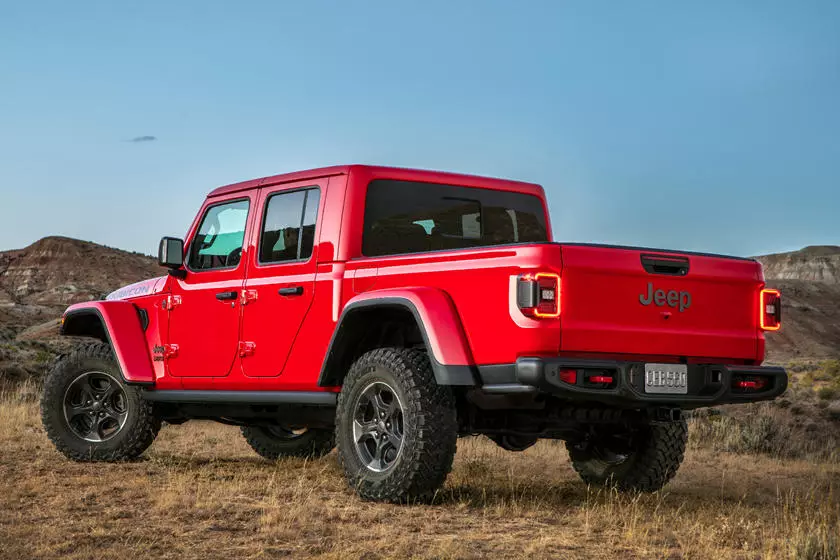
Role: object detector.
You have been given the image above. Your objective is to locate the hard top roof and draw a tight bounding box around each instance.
[207,164,543,198]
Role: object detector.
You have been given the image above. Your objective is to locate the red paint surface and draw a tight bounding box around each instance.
[63,300,157,384]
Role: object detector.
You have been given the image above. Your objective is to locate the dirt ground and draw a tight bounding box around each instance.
[1,398,838,560]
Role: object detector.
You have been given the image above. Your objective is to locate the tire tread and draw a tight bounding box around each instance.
[567,418,688,493]
[336,347,457,503]
[241,426,334,460]
[40,342,160,462]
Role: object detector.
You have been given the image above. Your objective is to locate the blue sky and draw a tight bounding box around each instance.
[1,1,838,257]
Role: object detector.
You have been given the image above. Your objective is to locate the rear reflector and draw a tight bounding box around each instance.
[589,375,614,384]
[559,368,577,384]
[760,289,782,331]
[517,272,561,318]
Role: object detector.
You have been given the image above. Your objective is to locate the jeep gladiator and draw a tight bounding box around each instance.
[41,165,787,502]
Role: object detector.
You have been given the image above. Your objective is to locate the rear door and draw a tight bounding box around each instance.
[559,245,762,360]
[239,180,324,378]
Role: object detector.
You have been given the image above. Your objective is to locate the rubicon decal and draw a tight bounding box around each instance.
[639,282,691,312]
[106,277,164,301]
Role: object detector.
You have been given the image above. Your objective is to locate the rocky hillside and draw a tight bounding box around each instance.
[0,237,159,386]
[755,246,840,362]
[0,236,159,312]
[756,245,840,285]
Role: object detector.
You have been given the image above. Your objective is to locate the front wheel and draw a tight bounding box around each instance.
[566,418,688,492]
[336,348,458,503]
[40,342,161,461]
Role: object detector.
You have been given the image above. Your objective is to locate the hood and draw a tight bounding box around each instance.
[105,276,167,301]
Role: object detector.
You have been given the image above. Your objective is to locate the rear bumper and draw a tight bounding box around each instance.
[505,358,787,409]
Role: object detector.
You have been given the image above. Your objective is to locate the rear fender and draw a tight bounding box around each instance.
[319,287,477,387]
[61,301,155,385]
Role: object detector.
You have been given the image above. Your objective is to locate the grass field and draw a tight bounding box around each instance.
[1,390,839,560]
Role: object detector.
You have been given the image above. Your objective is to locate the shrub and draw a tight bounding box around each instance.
[817,387,837,401]
[688,403,838,461]
[821,360,840,379]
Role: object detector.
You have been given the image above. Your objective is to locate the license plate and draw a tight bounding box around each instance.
[644,363,688,394]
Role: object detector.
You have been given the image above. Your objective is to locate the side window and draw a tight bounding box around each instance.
[187,199,250,271]
[260,188,320,264]
[362,180,548,257]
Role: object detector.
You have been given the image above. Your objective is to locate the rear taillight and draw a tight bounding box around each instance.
[517,273,560,318]
[760,289,782,331]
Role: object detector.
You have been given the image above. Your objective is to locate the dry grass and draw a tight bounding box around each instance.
[683,361,840,464]
[2,388,839,560]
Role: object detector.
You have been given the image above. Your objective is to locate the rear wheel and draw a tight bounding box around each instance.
[40,342,161,461]
[241,425,334,460]
[566,418,688,492]
[336,348,457,503]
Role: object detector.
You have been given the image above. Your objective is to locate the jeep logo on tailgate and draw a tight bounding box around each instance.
[639,282,691,312]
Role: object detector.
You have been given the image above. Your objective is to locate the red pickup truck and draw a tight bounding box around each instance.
[41,165,786,502]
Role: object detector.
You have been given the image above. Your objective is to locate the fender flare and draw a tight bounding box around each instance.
[318,287,477,387]
[61,301,155,385]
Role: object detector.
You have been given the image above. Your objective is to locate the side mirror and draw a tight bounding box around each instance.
[158,237,184,269]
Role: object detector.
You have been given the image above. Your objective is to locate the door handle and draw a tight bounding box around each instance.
[215,291,238,301]
[640,254,689,276]
[278,286,304,296]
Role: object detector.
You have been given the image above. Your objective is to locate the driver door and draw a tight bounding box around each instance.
[167,192,255,377]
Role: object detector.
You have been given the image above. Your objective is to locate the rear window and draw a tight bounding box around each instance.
[362,179,548,257]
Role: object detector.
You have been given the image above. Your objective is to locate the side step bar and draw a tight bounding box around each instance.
[141,390,337,406]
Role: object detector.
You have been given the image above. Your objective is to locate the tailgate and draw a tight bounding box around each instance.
[559,245,762,361]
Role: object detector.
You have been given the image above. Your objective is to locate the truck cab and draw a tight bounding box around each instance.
[44,165,787,503]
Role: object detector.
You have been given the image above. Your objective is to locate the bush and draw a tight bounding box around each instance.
[689,403,838,461]
[817,387,838,401]
[689,408,783,455]
[821,360,840,379]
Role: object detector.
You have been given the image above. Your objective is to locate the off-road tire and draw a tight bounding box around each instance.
[40,342,161,461]
[566,418,688,492]
[336,347,458,503]
[241,426,334,460]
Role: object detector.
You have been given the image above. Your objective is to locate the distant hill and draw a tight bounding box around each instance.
[755,246,840,362]
[0,237,160,385]
[755,245,840,285]
[0,236,159,322]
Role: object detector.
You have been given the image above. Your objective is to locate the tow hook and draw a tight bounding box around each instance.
[650,407,682,424]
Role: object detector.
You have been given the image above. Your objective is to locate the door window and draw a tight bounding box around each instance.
[259,188,321,264]
[187,199,250,271]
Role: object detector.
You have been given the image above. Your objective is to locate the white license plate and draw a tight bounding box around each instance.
[644,363,688,394]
